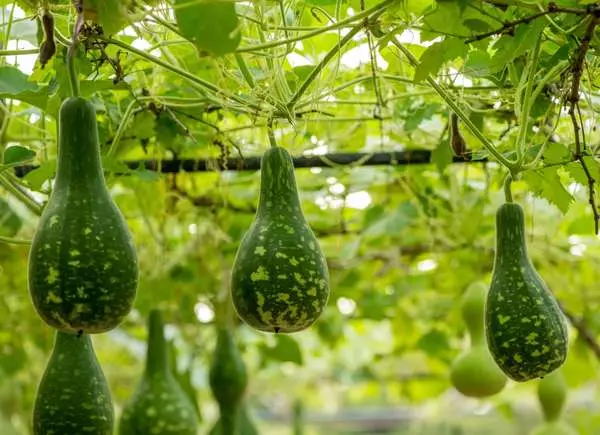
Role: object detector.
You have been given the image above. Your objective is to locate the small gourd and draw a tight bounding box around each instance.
[119,309,198,435]
[33,331,114,435]
[529,370,578,435]
[485,202,568,381]
[209,324,248,435]
[450,281,506,397]
[209,401,259,435]
[231,147,329,333]
[28,97,138,334]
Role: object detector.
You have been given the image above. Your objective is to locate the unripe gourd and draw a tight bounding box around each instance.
[529,370,578,435]
[485,203,568,381]
[450,281,506,398]
[231,147,329,333]
[28,97,138,334]
[119,309,198,435]
[33,331,114,434]
[209,323,249,435]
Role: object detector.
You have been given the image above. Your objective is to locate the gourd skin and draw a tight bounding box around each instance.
[209,326,248,435]
[450,282,506,398]
[119,310,198,435]
[530,422,578,435]
[33,332,114,435]
[208,403,259,435]
[486,203,568,382]
[231,147,329,333]
[28,97,138,334]
[538,370,567,422]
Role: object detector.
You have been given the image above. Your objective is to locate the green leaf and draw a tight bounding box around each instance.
[260,335,303,365]
[83,0,130,35]
[174,0,241,56]
[363,202,418,236]
[489,20,548,71]
[3,146,36,165]
[522,167,573,213]
[23,159,56,191]
[431,136,454,172]
[414,38,468,83]
[0,66,48,109]
[0,198,22,237]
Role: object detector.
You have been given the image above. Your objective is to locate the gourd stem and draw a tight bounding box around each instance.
[267,124,278,149]
[67,37,80,98]
[503,174,513,203]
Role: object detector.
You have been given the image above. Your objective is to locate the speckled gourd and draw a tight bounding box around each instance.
[209,325,248,435]
[485,202,568,382]
[231,147,329,333]
[28,97,138,334]
[529,370,578,435]
[119,309,198,435]
[450,281,506,397]
[33,331,114,435]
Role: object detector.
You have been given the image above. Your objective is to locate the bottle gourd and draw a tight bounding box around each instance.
[33,331,114,435]
[119,309,198,435]
[28,97,138,334]
[209,325,249,435]
[231,147,329,333]
[486,203,568,382]
[529,370,578,435]
[450,281,506,397]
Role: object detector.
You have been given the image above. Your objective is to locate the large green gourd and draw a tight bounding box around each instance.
[33,331,114,434]
[450,281,506,398]
[485,203,568,382]
[119,310,198,435]
[231,147,329,333]
[209,325,248,435]
[28,97,138,334]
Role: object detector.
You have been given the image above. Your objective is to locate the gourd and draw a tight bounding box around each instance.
[529,370,578,435]
[119,309,198,435]
[208,402,259,435]
[231,147,329,333]
[28,97,139,334]
[450,281,506,398]
[485,202,568,381]
[209,324,248,435]
[33,331,113,435]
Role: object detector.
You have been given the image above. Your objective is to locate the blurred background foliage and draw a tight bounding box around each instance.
[1,0,600,433]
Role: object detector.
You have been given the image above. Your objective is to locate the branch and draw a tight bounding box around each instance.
[568,17,599,233]
[13,150,485,178]
[560,303,600,361]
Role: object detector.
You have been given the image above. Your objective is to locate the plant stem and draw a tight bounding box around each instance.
[0,235,31,245]
[0,49,39,56]
[235,54,255,89]
[287,23,364,109]
[1,3,16,67]
[67,50,80,98]
[236,0,394,54]
[267,123,278,148]
[0,173,42,216]
[106,38,263,113]
[503,174,513,203]
[515,35,542,164]
[107,100,138,158]
[390,38,515,170]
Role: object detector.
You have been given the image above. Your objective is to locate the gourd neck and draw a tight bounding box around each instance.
[494,203,529,267]
[257,147,302,216]
[54,98,105,190]
[54,331,92,353]
[145,309,170,377]
[461,283,486,347]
